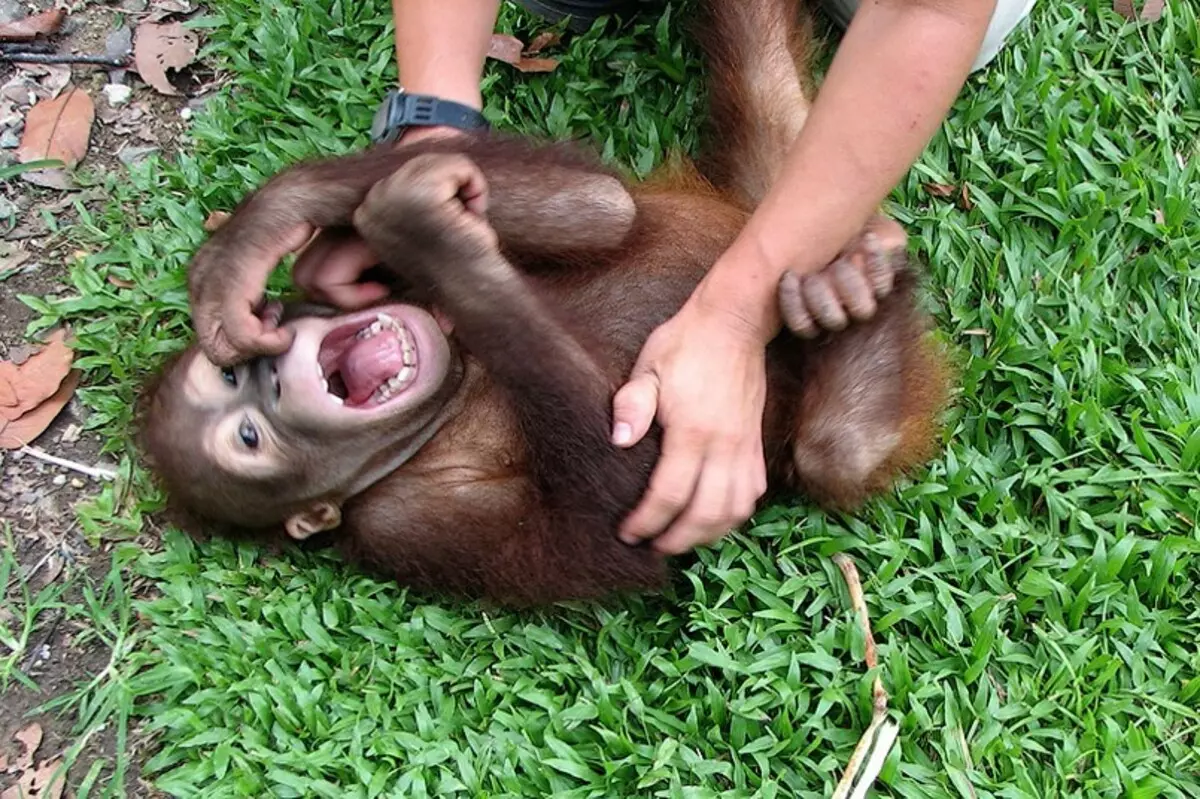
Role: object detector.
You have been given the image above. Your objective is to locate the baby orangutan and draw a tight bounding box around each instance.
[138,0,950,605]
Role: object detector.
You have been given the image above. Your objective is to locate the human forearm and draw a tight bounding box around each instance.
[697,0,996,342]
[391,0,500,109]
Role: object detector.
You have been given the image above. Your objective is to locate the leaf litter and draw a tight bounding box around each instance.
[15,85,94,188]
[487,30,561,73]
[133,20,199,96]
[1113,0,1164,21]
[0,329,79,450]
[0,8,65,42]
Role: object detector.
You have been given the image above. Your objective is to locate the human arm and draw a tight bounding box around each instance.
[614,0,997,553]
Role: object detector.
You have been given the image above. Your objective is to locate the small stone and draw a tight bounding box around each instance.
[52,474,66,486]
[0,0,22,24]
[118,144,158,166]
[70,478,84,489]
[106,25,133,60]
[60,424,81,444]
[103,83,132,106]
[0,130,19,149]
[179,107,193,121]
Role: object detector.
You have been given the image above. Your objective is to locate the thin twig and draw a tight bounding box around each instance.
[0,41,55,55]
[20,608,64,672]
[19,446,118,481]
[831,553,900,799]
[5,53,130,67]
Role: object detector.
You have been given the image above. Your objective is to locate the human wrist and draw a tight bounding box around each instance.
[691,268,782,347]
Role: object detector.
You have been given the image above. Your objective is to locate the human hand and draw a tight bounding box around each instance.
[612,297,769,555]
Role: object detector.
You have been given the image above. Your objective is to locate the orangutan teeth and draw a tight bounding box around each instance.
[400,327,416,365]
[357,313,407,341]
[371,365,418,404]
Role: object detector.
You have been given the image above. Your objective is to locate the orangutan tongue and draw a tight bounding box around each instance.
[338,329,406,405]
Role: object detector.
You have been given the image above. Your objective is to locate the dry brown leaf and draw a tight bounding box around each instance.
[959,184,974,211]
[146,0,194,23]
[7,723,43,774]
[13,63,72,101]
[2,757,66,799]
[525,31,562,54]
[0,8,66,42]
[133,21,199,96]
[0,242,31,276]
[15,86,94,169]
[487,33,524,65]
[107,275,136,289]
[922,182,956,199]
[515,57,559,73]
[203,210,230,231]
[0,330,73,421]
[0,369,80,449]
[1113,0,1164,21]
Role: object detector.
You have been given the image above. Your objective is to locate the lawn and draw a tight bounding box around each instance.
[9,0,1200,795]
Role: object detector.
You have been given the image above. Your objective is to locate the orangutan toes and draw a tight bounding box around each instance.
[778,215,909,339]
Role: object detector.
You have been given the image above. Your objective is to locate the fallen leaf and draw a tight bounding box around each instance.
[145,0,193,23]
[0,242,31,276]
[515,57,559,73]
[117,143,159,166]
[107,275,135,289]
[0,329,74,421]
[0,8,65,42]
[7,723,42,773]
[133,21,199,96]
[1113,0,1164,21]
[922,182,956,199]
[20,168,75,191]
[959,184,974,211]
[487,33,524,65]
[525,31,562,54]
[0,368,80,449]
[14,63,72,100]
[2,757,65,799]
[203,210,230,231]
[15,86,94,169]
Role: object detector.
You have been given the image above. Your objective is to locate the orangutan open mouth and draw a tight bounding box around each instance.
[317,312,419,407]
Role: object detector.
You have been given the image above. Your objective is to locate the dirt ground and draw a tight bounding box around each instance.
[0,0,213,794]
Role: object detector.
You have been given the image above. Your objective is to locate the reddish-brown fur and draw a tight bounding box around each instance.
[139,0,951,606]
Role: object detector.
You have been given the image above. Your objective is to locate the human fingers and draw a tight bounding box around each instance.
[293,231,389,310]
[617,424,706,545]
[611,371,660,447]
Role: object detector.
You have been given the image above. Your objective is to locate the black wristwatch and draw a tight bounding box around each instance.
[369,88,490,144]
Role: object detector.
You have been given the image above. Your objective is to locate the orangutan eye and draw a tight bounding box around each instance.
[238,418,260,450]
[221,367,237,387]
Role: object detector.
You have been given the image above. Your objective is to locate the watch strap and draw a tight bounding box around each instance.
[371,90,489,144]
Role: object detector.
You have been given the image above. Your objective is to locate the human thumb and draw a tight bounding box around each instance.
[611,373,659,448]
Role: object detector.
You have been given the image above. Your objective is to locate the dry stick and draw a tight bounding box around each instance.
[830,553,901,799]
[4,53,130,67]
[19,445,118,481]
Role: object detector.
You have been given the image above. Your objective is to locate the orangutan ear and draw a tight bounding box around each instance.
[284,500,342,540]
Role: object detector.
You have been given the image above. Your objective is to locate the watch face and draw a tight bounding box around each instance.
[370,91,404,143]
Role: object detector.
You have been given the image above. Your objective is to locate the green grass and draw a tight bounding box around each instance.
[8,0,1200,795]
